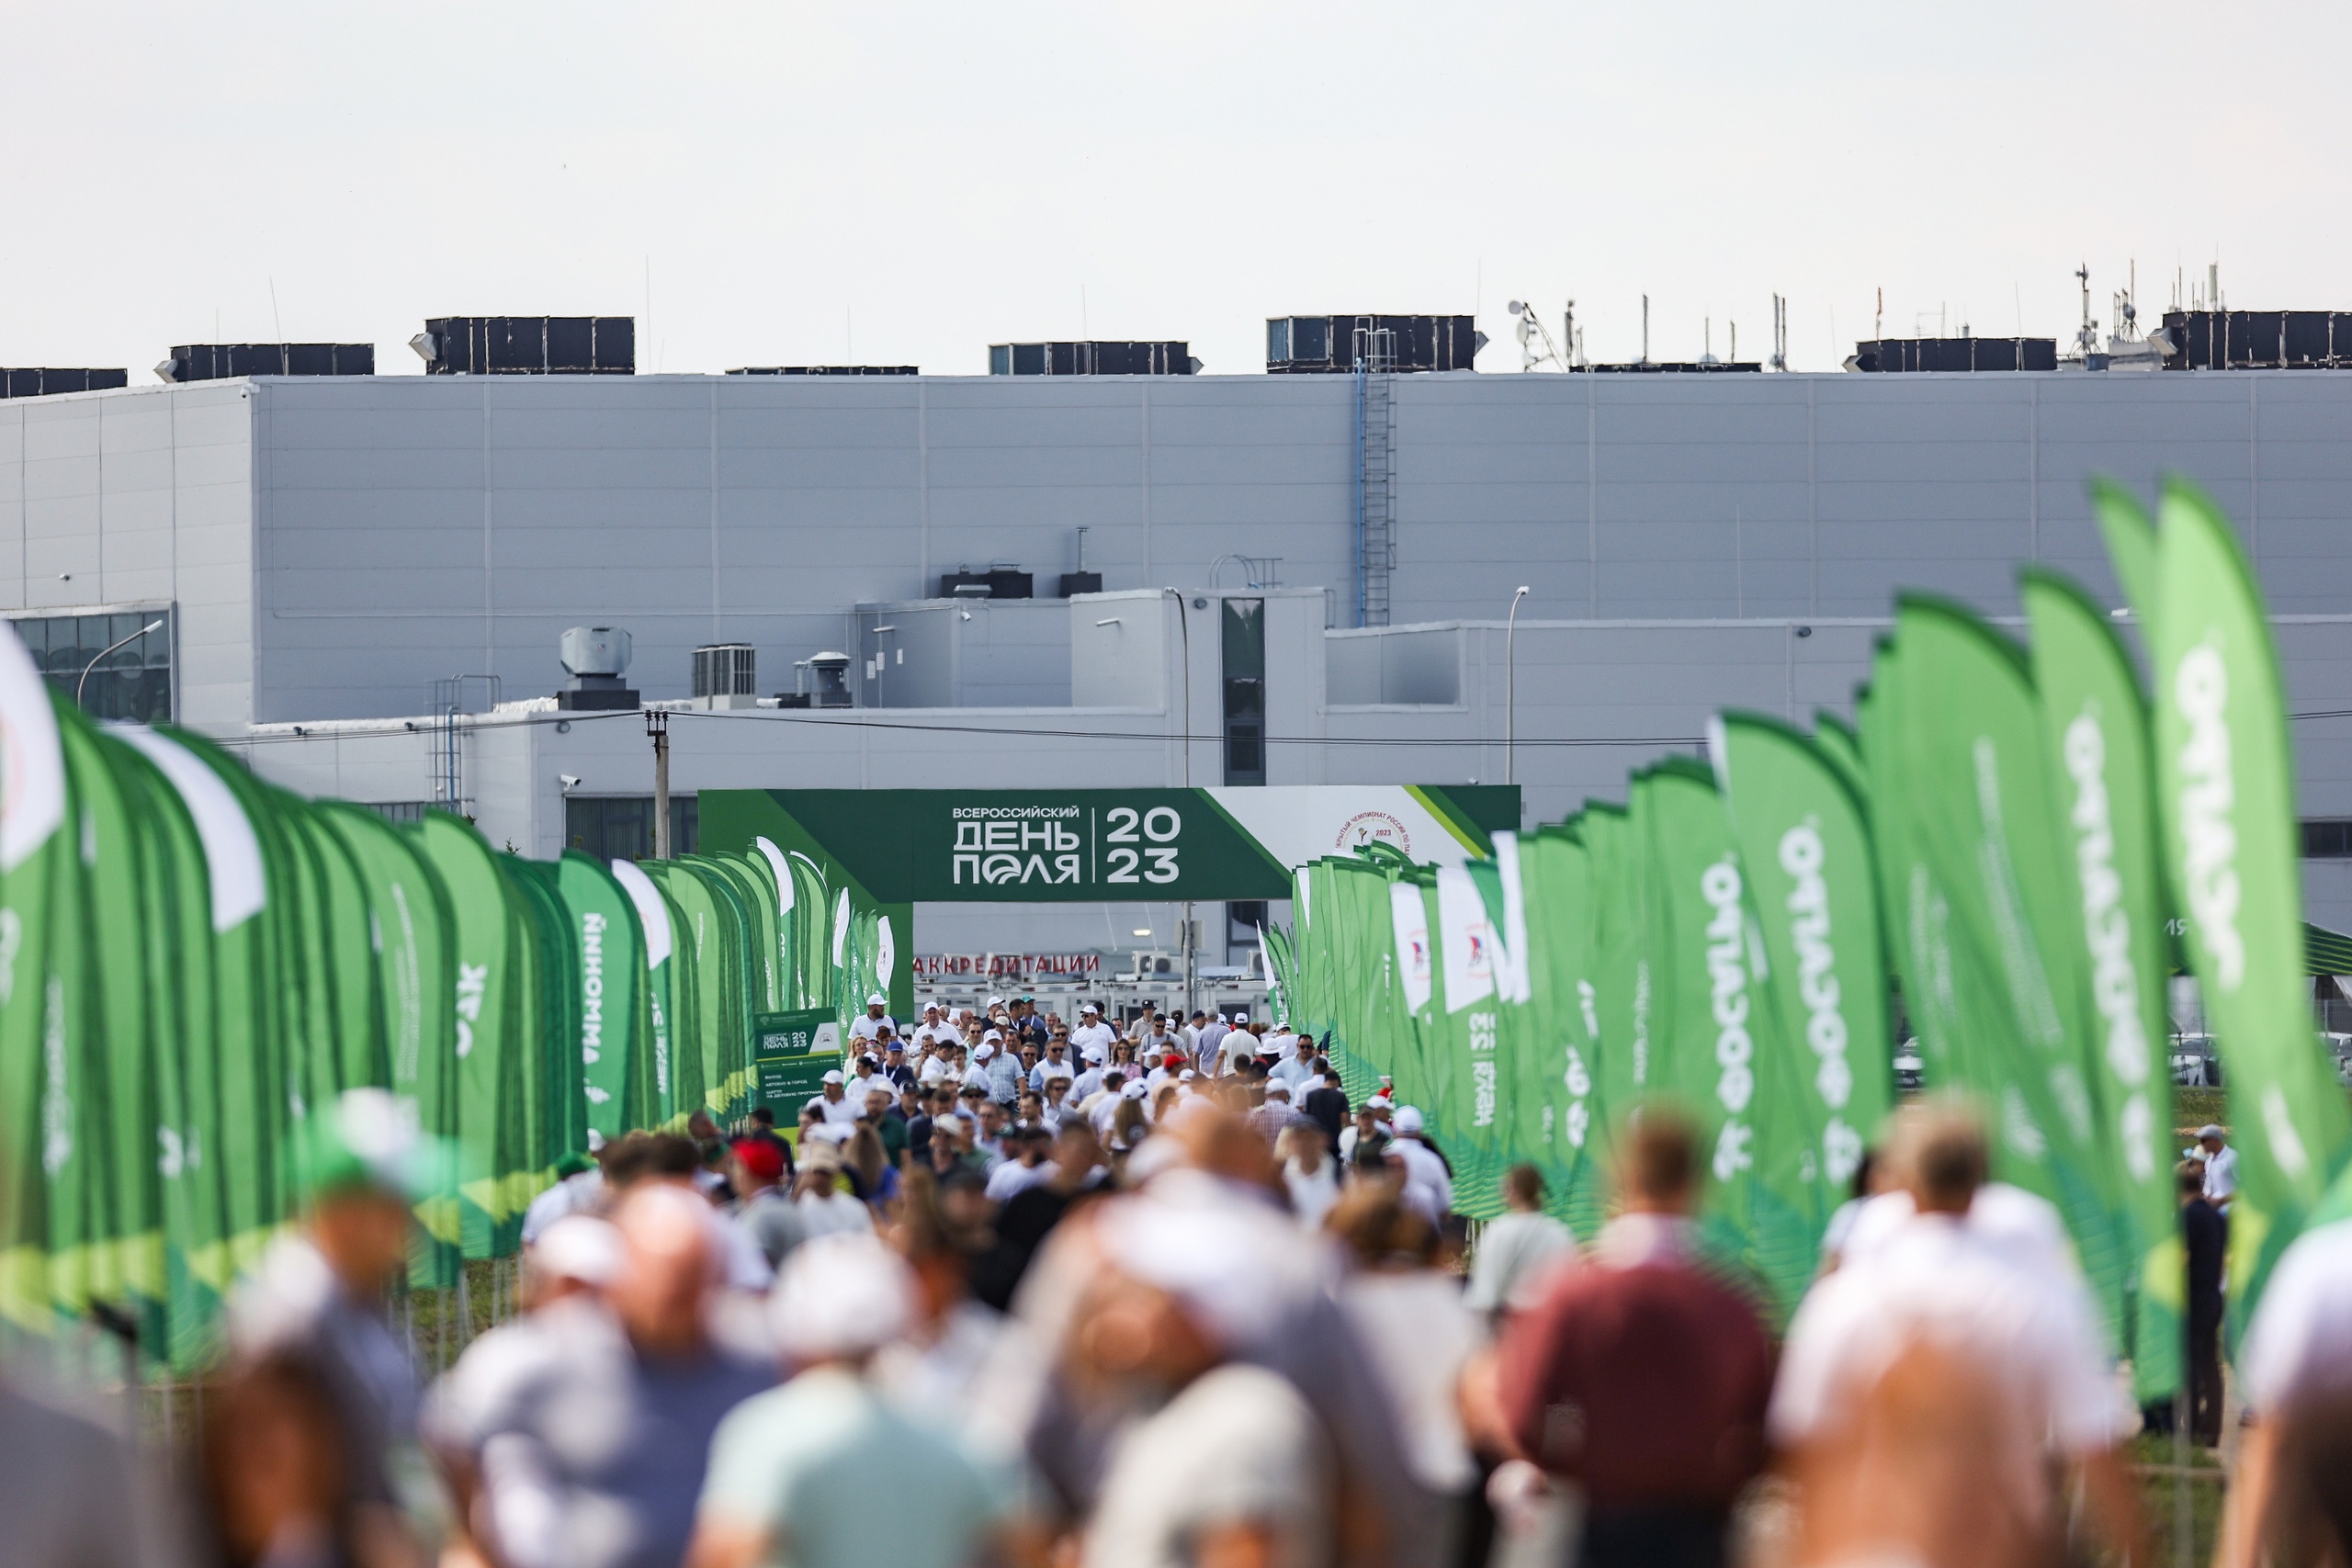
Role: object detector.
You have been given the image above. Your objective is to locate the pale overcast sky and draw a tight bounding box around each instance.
[5,1,2344,379]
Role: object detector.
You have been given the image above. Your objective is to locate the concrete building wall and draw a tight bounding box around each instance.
[15,369,2352,726]
[0,382,255,725]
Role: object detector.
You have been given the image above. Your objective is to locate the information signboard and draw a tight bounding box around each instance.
[752,1009,842,1126]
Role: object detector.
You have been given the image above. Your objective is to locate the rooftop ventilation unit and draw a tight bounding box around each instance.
[157,344,374,382]
[413,317,634,376]
[557,625,639,711]
[1266,315,1484,373]
[1848,337,2057,373]
[728,366,919,376]
[987,342,1197,376]
[938,565,1033,600]
[1,368,128,398]
[2160,310,2352,369]
[786,651,854,708]
[692,643,760,709]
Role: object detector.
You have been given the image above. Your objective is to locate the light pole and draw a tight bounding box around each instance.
[1505,587,1530,785]
[1162,587,1194,1015]
[76,619,164,712]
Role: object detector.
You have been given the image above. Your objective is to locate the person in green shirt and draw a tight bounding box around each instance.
[688,1235,1015,1568]
[865,1082,909,1168]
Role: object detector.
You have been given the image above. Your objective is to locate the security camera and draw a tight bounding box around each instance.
[560,774,582,792]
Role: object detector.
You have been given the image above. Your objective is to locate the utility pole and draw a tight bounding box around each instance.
[647,709,671,859]
[1506,586,1530,784]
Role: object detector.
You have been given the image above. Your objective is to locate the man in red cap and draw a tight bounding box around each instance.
[727,1136,807,1271]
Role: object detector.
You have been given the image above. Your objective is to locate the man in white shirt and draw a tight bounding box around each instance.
[804,1070,864,1127]
[919,1043,963,1089]
[1219,1024,1261,1077]
[963,1043,999,1096]
[1770,1102,2145,1568]
[2195,1125,2239,1207]
[1387,1107,1453,1223]
[984,1123,1058,1201]
[1069,1002,1117,1060]
[847,993,896,1045]
[843,1053,889,1106]
[911,1004,960,1053]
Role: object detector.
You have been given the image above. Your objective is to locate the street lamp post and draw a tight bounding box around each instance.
[76,619,164,712]
[1162,588,1194,1015]
[1505,586,1530,785]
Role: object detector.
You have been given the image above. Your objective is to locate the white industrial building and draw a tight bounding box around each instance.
[6,365,2352,944]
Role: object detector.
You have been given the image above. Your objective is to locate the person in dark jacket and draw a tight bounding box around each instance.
[1298,1064,1350,1156]
[2180,1158,2230,1445]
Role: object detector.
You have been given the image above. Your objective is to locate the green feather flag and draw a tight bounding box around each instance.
[410,812,526,1258]
[554,852,644,1145]
[2143,480,2352,1329]
[1712,714,1897,1250]
[1869,600,2132,1348]
[2021,568,2182,1400]
[1634,761,1816,1316]
[314,802,461,1286]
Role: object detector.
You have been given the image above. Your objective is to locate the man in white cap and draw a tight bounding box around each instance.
[912,1002,959,1053]
[963,1041,998,1097]
[427,1185,774,1568]
[1387,1107,1453,1223]
[1069,1000,1116,1059]
[1218,1018,1261,1077]
[690,1235,1007,1568]
[848,992,895,1045]
[806,1069,862,1127]
[2194,1124,2238,1209]
[982,1030,1023,1106]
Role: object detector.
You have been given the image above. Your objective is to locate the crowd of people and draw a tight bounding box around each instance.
[3,993,2349,1568]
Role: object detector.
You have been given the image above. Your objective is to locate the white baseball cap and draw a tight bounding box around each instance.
[1083,1044,1107,1065]
[866,992,888,1007]
[1081,1001,1101,1014]
[1393,1106,1425,1134]
[1231,1010,1249,1022]
[986,995,1005,1008]
[821,1068,845,1085]
[1122,1080,1149,1100]
[529,1214,623,1287]
[1367,1093,1394,1111]
[975,1043,995,1062]
[923,1002,941,1013]
[770,1234,913,1361]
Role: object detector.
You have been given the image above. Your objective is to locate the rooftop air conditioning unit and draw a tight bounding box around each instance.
[693,643,760,710]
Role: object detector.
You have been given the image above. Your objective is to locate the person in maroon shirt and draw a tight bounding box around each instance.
[1498,1111,1775,1568]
